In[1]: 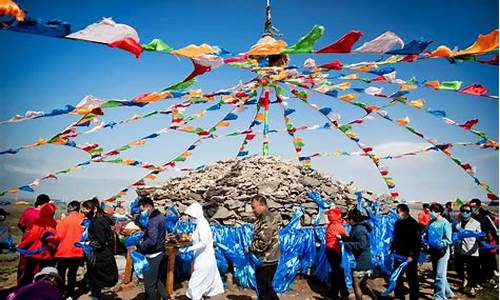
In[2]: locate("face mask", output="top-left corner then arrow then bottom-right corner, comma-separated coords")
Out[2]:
0,215 -> 5,222
430,211 -> 437,220
140,210 -> 150,218
461,211 -> 471,219
397,213 -> 405,220
471,208 -> 478,214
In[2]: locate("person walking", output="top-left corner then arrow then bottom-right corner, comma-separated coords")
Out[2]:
179,202 -> 224,300
390,204 -> 421,300
81,199 -> 118,300
469,198 -> 499,287
453,204 -> 481,296
137,197 -> 169,300
17,194 -> 51,286
247,195 -> 281,300
17,202 -> 58,287
55,201 -> 85,299
325,207 -> 349,300
344,209 -> 377,300
427,203 -> 454,300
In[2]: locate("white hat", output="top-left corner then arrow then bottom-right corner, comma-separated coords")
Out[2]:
34,267 -> 62,282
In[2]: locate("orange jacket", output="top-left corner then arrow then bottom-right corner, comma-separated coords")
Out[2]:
17,203 -> 57,260
326,208 -> 347,253
55,211 -> 84,258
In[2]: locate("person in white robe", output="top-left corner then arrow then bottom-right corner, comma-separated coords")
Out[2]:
179,202 -> 224,300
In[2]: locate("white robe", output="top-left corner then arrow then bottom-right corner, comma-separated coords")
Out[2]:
184,202 -> 224,300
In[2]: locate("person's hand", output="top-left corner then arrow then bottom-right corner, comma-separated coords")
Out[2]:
336,234 -> 342,240
407,256 -> 413,262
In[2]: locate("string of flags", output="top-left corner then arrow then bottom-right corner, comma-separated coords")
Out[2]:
0,1 -> 498,203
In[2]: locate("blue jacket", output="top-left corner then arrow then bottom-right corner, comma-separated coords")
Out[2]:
427,217 -> 452,250
138,209 -> 166,255
344,222 -> 371,271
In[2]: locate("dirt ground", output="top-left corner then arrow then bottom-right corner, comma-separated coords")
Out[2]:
0,254 -> 498,300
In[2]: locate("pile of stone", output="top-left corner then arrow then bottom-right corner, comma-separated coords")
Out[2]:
137,155 -> 387,226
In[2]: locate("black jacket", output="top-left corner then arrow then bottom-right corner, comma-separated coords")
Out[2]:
138,209 -> 166,255
87,215 -> 119,288
391,216 -> 421,260
344,222 -> 371,271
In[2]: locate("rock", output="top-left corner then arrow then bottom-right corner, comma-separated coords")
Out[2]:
301,176 -> 321,187
213,206 -> 237,220
257,180 -> 280,195
137,155 -> 380,224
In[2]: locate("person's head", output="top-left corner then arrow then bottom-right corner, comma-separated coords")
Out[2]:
66,201 -> 80,214
34,267 -> 63,291
34,194 -> 50,208
396,203 -> 410,219
250,195 -> 268,217
0,208 -> 9,222
138,197 -> 155,215
422,203 -> 430,211
327,207 -> 343,224
185,202 -> 204,223
459,204 -> 472,221
469,198 -> 482,214
429,203 -> 444,220
81,199 -> 103,219
347,208 -> 364,225
445,202 -> 452,210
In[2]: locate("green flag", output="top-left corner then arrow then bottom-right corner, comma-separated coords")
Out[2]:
142,38 -> 173,53
163,79 -> 196,91
439,81 -> 462,91
282,25 -> 325,54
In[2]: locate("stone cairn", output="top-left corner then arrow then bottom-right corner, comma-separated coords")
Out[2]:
137,155 -> 388,226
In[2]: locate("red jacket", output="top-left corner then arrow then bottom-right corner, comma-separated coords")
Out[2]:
17,203 -> 57,260
418,209 -> 431,226
326,208 -> 347,253
18,207 -> 40,234
55,211 -> 84,258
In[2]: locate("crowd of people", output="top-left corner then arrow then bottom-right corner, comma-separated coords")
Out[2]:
0,193 -> 498,300
324,199 -> 498,300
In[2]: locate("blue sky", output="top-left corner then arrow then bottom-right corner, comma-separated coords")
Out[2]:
0,0 -> 498,203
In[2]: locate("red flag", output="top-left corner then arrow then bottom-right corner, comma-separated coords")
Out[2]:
487,193 -> 499,200
478,55 -> 499,65
108,37 -> 144,58
402,54 -> 419,62
318,60 -> 343,70
184,61 -> 211,82
458,84 -> 488,96
316,31 -> 363,53
459,119 -> 479,130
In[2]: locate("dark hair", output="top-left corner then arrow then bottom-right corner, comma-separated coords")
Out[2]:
422,203 -> 430,209
470,198 -> 481,206
138,197 -> 154,208
67,201 -> 80,213
251,195 -> 267,206
82,199 -> 104,219
347,209 -> 364,223
35,194 -> 50,208
397,203 -> 410,214
460,204 -> 471,211
430,203 -> 444,214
